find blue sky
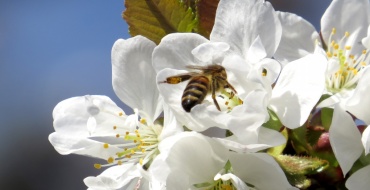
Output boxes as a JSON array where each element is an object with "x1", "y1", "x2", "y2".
[{"x1": 0, "y1": 0, "x2": 330, "y2": 189}]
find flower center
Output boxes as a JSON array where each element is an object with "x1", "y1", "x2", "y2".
[
  {"x1": 325, "y1": 28, "x2": 369, "y2": 93},
  {"x1": 193, "y1": 180, "x2": 236, "y2": 190},
  {"x1": 94, "y1": 116, "x2": 162, "y2": 170},
  {"x1": 218, "y1": 91, "x2": 243, "y2": 112},
  {"x1": 193, "y1": 161, "x2": 246, "y2": 190}
]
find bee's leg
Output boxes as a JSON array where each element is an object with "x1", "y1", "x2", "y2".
[
  {"x1": 224, "y1": 81, "x2": 237, "y2": 95},
  {"x1": 159, "y1": 74, "x2": 193, "y2": 84},
  {"x1": 212, "y1": 78, "x2": 221, "y2": 111}
]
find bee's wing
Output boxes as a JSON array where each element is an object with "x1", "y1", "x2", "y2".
[{"x1": 186, "y1": 64, "x2": 222, "y2": 72}]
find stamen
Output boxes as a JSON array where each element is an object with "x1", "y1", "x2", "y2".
[
  {"x1": 327, "y1": 52, "x2": 332, "y2": 58},
  {"x1": 332, "y1": 28, "x2": 336, "y2": 34},
  {"x1": 334, "y1": 43, "x2": 339, "y2": 50},
  {"x1": 103, "y1": 143, "x2": 109, "y2": 149},
  {"x1": 94, "y1": 164, "x2": 102, "y2": 169},
  {"x1": 107, "y1": 157, "x2": 114, "y2": 164}
]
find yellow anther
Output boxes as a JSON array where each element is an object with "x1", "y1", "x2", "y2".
[
  {"x1": 124, "y1": 148, "x2": 128, "y2": 151},
  {"x1": 262, "y1": 72, "x2": 267, "y2": 76},
  {"x1": 107, "y1": 157, "x2": 114, "y2": 164},
  {"x1": 133, "y1": 140, "x2": 137, "y2": 143},
  {"x1": 140, "y1": 118, "x2": 146, "y2": 124},
  {"x1": 141, "y1": 149, "x2": 146, "y2": 153},
  {"x1": 117, "y1": 160, "x2": 122, "y2": 165},
  {"x1": 353, "y1": 69, "x2": 358, "y2": 75},
  {"x1": 125, "y1": 154, "x2": 131, "y2": 158},
  {"x1": 349, "y1": 54, "x2": 355, "y2": 59},
  {"x1": 113, "y1": 126, "x2": 117, "y2": 130},
  {"x1": 334, "y1": 53, "x2": 338, "y2": 57},
  {"x1": 331, "y1": 40, "x2": 335, "y2": 46},
  {"x1": 131, "y1": 149, "x2": 135, "y2": 154},
  {"x1": 345, "y1": 46, "x2": 351, "y2": 50},
  {"x1": 94, "y1": 164, "x2": 102, "y2": 169},
  {"x1": 345, "y1": 31, "x2": 350, "y2": 37},
  {"x1": 225, "y1": 101, "x2": 229, "y2": 106},
  {"x1": 363, "y1": 50, "x2": 367, "y2": 54},
  {"x1": 126, "y1": 131, "x2": 129, "y2": 135},
  {"x1": 334, "y1": 43, "x2": 339, "y2": 50},
  {"x1": 118, "y1": 112, "x2": 123, "y2": 116},
  {"x1": 135, "y1": 130, "x2": 139, "y2": 133},
  {"x1": 139, "y1": 158, "x2": 144, "y2": 165},
  {"x1": 116, "y1": 134, "x2": 120, "y2": 138},
  {"x1": 332, "y1": 28, "x2": 336, "y2": 34},
  {"x1": 361, "y1": 62, "x2": 367, "y2": 66},
  {"x1": 326, "y1": 52, "x2": 332, "y2": 58},
  {"x1": 103, "y1": 143, "x2": 109, "y2": 149},
  {"x1": 136, "y1": 134, "x2": 140, "y2": 138}
]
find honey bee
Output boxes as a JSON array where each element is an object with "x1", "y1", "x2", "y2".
[{"x1": 160, "y1": 64, "x2": 237, "y2": 112}]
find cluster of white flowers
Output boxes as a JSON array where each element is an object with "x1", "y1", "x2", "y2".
[{"x1": 49, "y1": 0, "x2": 370, "y2": 189}]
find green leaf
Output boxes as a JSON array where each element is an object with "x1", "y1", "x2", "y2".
[
  {"x1": 321, "y1": 108, "x2": 333, "y2": 131},
  {"x1": 274, "y1": 155, "x2": 329, "y2": 189},
  {"x1": 195, "y1": 0, "x2": 219, "y2": 38},
  {"x1": 275, "y1": 155, "x2": 329, "y2": 175},
  {"x1": 289, "y1": 126, "x2": 310, "y2": 154},
  {"x1": 263, "y1": 109, "x2": 283, "y2": 131},
  {"x1": 123, "y1": 0, "x2": 198, "y2": 44}
]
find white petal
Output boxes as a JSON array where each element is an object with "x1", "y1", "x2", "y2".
[
  {"x1": 216, "y1": 127, "x2": 285, "y2": 153},
  {"x1": 154, "y1": 132, "x2": 228, "y2": 186},
  {"x1": 362, "y1": 126, "x2": 370, "y2": 155},
  {"x1": 329, "y1": 104, "x2": 363, "y2": 175},
  {"x1": 190, "y1": 89, "x2": 269, "y2": 136},
  {"x1": 269, "y1": 46, "x2": 327, "y2": 129},
  {"x1": 112, "y1": 36, "x2": 162, "y2": 123},
  {"x1": 346, "y1": 165, "x2": 370, "y2": 190},
  {"x1": 222, "y1": 54, "x2": 253, "y2": 99},
  {"x1": 48, "y1": 132, "x2": 122, "y2": 159},
  {"x1": 362, "y1": 25, "x2": 370, "y2": 49},
  {"x1": 191, "y1": 42, "x2": 229, "y2": 64},
  {"x1": 321, "y1": 0, "x2": 370, "y2": 54},
  {"x1": 158, "y1": 103, "x2": 183, "y2": 140},
  {"x1": 227, "y1": 90, "x2": 269, "y2": 142},
  {"x1": 53, "y1": 95, "x2": 127, "y2": 137},
  {"x1": 274, "y1": 11, "x2": 319, "y2": 65},
  {"x1": 246, "y1": 36, "x2": 267, "y2": 63},
  {"x1": 346, "y1": 67, "x2": 370, "y2": 124},
  {"x1": 152, "y1": 33, "x2": 209, "y2": 73},
  {"x1": 84, "y1": 163, "x2": 140, "y2": 190},
  {"x1": 229, "y1": 152, "x2": 296, "y2": 190},
  {"x1": 211, "y1": 0, "x2": 281, "y2": 58}
]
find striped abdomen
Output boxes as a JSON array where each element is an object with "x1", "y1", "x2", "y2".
[{"x1": 181, "y1": 76, "x2": 209, "y2": 112}]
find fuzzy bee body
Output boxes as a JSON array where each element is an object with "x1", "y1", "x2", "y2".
[
  {"x1": 160, "y1": 64, "x2": 237, "y2": 112},
  {"x1": 181, "y1": 76, "x2": 210, "y2": 112}
]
